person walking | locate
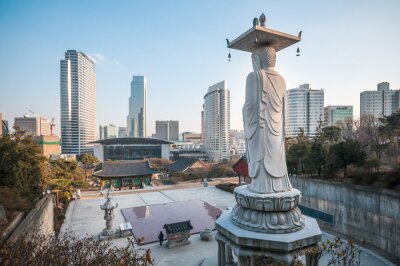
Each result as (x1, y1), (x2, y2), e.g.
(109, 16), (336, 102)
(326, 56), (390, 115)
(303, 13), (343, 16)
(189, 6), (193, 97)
(158, 231), (164, 246)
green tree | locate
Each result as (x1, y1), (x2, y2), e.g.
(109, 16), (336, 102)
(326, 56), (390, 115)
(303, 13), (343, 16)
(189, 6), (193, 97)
(379, 110), (400, 159)
(50, 159), (85, 180)
(79, 153), (99, 180)
(321, 126), (341, 143)
(287, 141), (310, 175)
(327, 139), (367, 178)
(305, 141), (326, 176)
(0, 129), (49, 201)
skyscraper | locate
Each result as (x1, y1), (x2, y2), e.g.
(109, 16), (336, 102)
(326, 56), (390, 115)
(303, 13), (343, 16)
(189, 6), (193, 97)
(360, 82), (400, 117)
(201, 109), (204, 142)
(60, 50), (96, 154)
(14, 115), (51, 136)
(118, 127), (127, 138)
(127, 76), (147, 138)
(99, 124), (117, 140)
(285, 84), (324, 138)
(324, 106), (353, 126)
(155, 120), (179, 141)
(203, 80), (230, 162)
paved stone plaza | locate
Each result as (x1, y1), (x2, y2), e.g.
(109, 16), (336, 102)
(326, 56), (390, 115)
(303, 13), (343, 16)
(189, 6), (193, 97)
(61, 185), (395, 266)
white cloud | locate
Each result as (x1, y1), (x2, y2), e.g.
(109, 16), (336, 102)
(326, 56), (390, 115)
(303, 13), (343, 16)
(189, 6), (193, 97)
(88, 53), (120, 66)
(88, 53), (106, 64)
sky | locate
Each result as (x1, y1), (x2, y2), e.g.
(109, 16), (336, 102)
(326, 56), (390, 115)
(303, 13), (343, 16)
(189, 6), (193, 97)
(0, 0), (399, 136)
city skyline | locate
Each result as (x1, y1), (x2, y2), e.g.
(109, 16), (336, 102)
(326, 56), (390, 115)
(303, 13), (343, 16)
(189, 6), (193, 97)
(1, 1), (400, 135)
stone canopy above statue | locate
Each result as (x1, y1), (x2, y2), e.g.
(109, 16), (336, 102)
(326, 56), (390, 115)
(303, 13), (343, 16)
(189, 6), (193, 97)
(227, 18), (301, 52)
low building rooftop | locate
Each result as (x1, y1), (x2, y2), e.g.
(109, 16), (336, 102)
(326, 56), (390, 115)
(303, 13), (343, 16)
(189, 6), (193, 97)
(89, 137), (173, 145)
(94, 160), (157, 178)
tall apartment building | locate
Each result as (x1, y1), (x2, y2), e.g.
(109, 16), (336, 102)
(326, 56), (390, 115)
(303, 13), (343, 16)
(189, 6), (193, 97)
(118, 127), (127, 138)
(14, 115), (51, 136)
(99, 124), (117, 140)
(324, 106), (353, 126)
(127, 76), (147, 138)
(203, 80), (230, 162)
(285, 84), (324, 138)
(60, 50), (96, 154)
(155, 120), (179, 141)
(360, 82), (400, 117)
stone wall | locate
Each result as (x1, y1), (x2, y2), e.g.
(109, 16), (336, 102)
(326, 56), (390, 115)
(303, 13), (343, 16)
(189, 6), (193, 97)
(291, 177), (400, 258)
(7, 195), (54, 243)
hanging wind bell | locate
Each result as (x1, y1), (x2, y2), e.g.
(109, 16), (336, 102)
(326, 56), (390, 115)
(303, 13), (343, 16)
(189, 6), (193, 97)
(297, 31), (302, 56)
(226, 39), (231, 61)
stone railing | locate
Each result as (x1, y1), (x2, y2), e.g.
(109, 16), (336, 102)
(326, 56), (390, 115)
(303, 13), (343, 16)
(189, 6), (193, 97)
(290, 176), (400, 258)
(7, 195), (54, 243)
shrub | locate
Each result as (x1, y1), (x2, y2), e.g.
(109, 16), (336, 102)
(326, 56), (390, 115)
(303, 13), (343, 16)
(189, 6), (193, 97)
(0, 187), (32, 211)
(0, 231), (152, 265)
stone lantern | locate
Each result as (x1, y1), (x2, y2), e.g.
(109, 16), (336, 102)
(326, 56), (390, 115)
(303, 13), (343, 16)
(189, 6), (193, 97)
(100, 190), (118, 236)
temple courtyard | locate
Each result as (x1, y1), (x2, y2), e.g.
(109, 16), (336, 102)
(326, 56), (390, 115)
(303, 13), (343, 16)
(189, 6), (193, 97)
(61, 185), (395, 266)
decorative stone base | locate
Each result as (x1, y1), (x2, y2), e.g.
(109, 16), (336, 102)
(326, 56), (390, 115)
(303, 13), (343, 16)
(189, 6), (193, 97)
(215, 211), (322, 266)
(234, 186), (301, 211)
(231, 205), (304, 233)
(102, 229), (115, 236)
(98, 229), (120, 241)
(231, 186), (305, 233)
(166, 239), (191, 248)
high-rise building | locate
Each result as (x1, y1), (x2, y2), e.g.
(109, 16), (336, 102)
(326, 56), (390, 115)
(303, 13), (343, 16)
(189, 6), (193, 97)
(60, 50), (96, 154)
(203, 80), (230, 162)
(360, 82), (400, 117)
(118, 127), (127, 138)
(99, 124), (117, 140)
(2, 120), (8, 135)
(127, 76), (147, 138)
(324, 106), (353, 126)
(0, 113), (2, 137)
(155, 120), (179, 141)
(285, 84), (324, 138)
(14, 115), (51, 136)
(201, 109), (204, 142)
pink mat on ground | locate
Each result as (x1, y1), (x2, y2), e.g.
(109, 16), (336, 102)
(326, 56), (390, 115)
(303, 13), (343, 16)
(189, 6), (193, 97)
(121, 200), (222, 244)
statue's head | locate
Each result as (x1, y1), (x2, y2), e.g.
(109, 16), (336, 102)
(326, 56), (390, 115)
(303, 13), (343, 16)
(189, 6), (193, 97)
(251, 46), (276, 70)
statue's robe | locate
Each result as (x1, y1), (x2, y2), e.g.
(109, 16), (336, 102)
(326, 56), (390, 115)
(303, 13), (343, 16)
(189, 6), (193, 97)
(243, 69), (292, 193)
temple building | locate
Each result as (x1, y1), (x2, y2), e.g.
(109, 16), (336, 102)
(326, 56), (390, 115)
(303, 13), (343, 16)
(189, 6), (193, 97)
(92, 137), (172, 162)
(165, 158), (207, 174)
(94, 160), (157, 189)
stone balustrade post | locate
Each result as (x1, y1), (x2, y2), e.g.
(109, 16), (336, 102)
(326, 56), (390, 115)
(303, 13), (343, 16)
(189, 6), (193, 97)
(306, 253), (319, 266)
(225, 245), (233, 265)
(238, 255), (247, 266)
(217, 240), (226, 266)
(250, 255), (256, 266)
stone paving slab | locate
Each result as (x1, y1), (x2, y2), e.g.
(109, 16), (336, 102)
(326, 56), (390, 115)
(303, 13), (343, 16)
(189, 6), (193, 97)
(61, 186), (396, 266)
